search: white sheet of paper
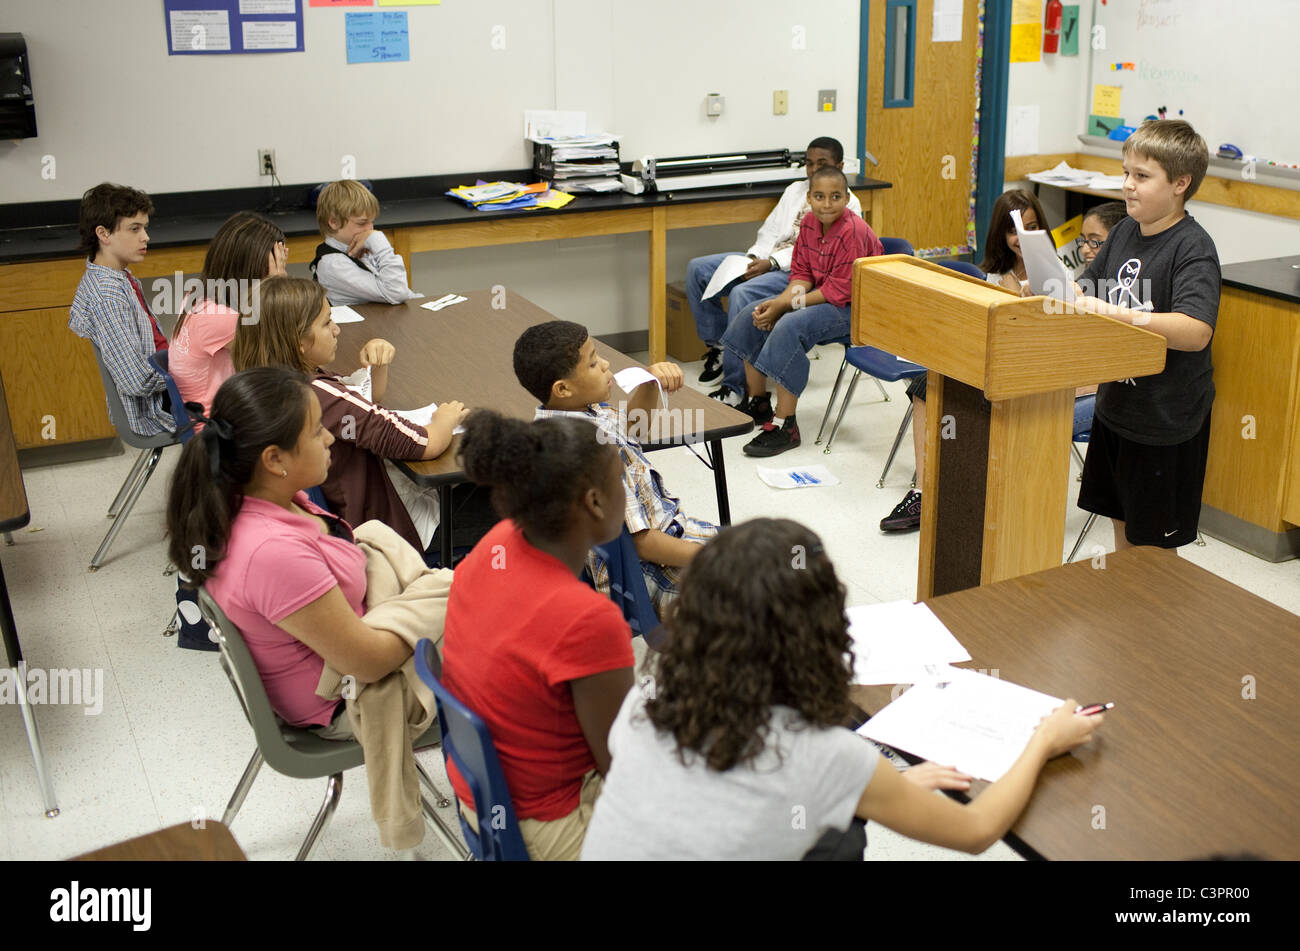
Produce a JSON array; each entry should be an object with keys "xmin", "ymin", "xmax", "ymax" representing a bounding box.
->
[
  {"xmin": 1008, "ymin": 105, "xmax": 1040, "ymax": 157},
  {"xmin": 394, "ymin": 403, "xmax": 464, "ymax": 435},
  {"xmin": 1012, "ymin": 209, "xmax": 1075, "ymax": 302},
  {"xmin": 756, "ymin": 465, "xmax": 841, "ymax": 489},
  {"xmin": 846, "ymin": 601, "xmax": 971, "ymax": 685},
  {"xmin": 331, "ymin": 305, "xmax": 366, "ymax": 324},
  {"xmin": 239, "ymin": 0, "xmax": 294, "ymax": 13},
  {"xmin": 170, "ymin": 11, "xmax": 232, "ymax": 52},
  {"xmin": 337, "ymin": 366, "xmax": 372, "ymax": 402},
  {"xmin": 523, "ymin": 109, "xmax": 586, "ymax": 140},
  {"xmin": 856, "ymin": 668, "xmax": 1064, "ymax": 782},
  {"xmin": 932, "ymin": 0, "xmax": 963, "ymax": 41},
  {"xmin": 612, "ymin": 366, "xmax": 667, "ymax": 410},
  {"xmin": 241, "ymin": 20, "xmax": 297, "ymax": 50},
  {"xmin": 702, "ymin": 254, "xmax": 753, "ymax": 301},
  {"xmin": 421, "ymin": 295, "xmax": 467, "ymax": 312}
]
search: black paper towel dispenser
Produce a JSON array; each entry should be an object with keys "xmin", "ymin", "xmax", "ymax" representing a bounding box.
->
[{"xmin": 0, "ymin": 33, "xmax": 38, "ymax": 139}]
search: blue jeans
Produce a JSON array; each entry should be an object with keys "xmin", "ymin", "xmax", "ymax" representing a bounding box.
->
[
  {"xmin": 721, "ymin": 299, "xmax": 851, "ymax": 398},
  {"xmin": 686, "ymin": 252, "xmax": 788, "ymax": 392}
]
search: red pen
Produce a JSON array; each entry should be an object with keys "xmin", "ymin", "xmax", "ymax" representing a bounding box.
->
[{"xmin": 1075, "ymin": 702, "xmax": 1114, "ymax": 716}]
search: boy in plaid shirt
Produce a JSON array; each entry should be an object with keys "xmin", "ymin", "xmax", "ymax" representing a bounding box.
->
[{"xmin": 515, "ymin": 321, "xmax": 717, "ymax": 617}]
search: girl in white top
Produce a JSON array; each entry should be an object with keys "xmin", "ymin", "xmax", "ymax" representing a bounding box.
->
[{"xmin": 582, "ymin": 517, "xmax": 1104, "ymax": 861}]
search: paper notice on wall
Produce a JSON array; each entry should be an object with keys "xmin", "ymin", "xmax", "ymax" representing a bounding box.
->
[
  {"xmin": 1092, "ymin": 84, "xmax": 1123, "ymax": 118},
  {"xmin": 1008, "ymin": 105, "xmax": 1040, "ymax": 157},
  {"xmin": 1010, "ymin": 23, "xmax": 1041, "ymax": 62},
  {"xmin": 242, "ymin": 19, "xmax": 298, "ymax": 48},
  {"xmin": 932, "ymin": 0, "xmax": 963, "ymax": 42},
  {"xmin": 169, "ymin": 10, "xmax": 233, "ymax": 52},
  {"xmin": 240, "ymin": 0, "xmax": 295, "ymax": 13}
]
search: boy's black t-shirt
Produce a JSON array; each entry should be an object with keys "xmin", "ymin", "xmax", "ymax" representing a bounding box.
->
[{"xmin": 1080, "ymin": 214, "xmax": 1220, "ymax": 446}]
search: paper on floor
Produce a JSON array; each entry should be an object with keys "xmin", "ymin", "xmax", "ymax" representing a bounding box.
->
[
  {"xmin": 756, "ymin": 464, "xmax": 840, "ymax": 489},
  {"xmin": 857, "ymin": 667, "xmax": 1064, "ymax": 782},
  {"xmin": 845, "ymin": 601, "xmax": 971, "ymax": 684}
]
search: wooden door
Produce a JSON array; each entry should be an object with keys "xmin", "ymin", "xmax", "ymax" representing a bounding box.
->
[{"xmin": 864, "ymin": 0, "xmax": 982, "ymax": 254}]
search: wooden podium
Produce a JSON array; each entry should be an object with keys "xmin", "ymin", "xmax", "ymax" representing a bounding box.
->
[{"xmin": 852, "ymin": 255, "xmax": 1167, "ymax": 598}]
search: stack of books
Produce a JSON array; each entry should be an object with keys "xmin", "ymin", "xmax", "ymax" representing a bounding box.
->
[{"xmin": 531, "ymin": 134, "xmax": 623, "ymax": 193}]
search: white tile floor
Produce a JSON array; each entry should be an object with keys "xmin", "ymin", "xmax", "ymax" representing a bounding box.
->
[{"xmin": 2, "ymin": 343, "xmax": 1296, "ymax": 861}]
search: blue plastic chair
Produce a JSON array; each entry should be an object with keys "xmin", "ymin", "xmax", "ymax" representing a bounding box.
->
[
  {"xmin": 590, "ymin": 526, "xmax": 662, "ymax": 646},
  {"xmin": 147, "ymin": 350, "xmax": 197, "ymax": 444},
  {"xmin": 413, "ymin": 638, "xmax": 530, "ymax": 861}
]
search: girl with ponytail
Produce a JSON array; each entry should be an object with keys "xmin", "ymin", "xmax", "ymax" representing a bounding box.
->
[
  {"xmin": 438, "ymin": 409, "xmax": 636, "ymax": 860},
  {"xmin": 166, "ymin": 366, "xmax": 414, "ymax": 736}
]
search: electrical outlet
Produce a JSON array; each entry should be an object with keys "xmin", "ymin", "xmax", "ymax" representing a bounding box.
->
[
  {"xmin": 818, "ymin": 89, "xmax": 836, "ymax": 112},
  {"xmin": 705, "ymin": 93, "xmax": 725, "ymax": 119},
  {"xmin": 773, "ymin": 90, "xmax": 788, "ymax": 115},
  {"xmin": 258, "ymin": 149, "xmax": 276, "ymax": 177}
]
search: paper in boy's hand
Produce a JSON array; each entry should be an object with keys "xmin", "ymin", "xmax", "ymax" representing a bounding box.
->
[
  {"xmin": 394, "ymin": 402, "xmax": 465, "ymax": 435},
  {"xmin": 702, "ymin": 254, "xmax": 752, "ymax": 300},
  {"xmin": 757, "ymin": 465, "xmax": 841, "ymax": 489},
  {"xmin": 331, "ymin": 305, "xmax": 366, "ymax": 324},
  {"xmin": 613, "ymin": 366, "xmax": 658, "ymax": 393},
  {"xmin": 338, "ymin": 366, "xmax": 372, "ymax": 401},
  {"xmin": 1011, "ymin": 209, "xmax": 1076, "ymax": 303}
]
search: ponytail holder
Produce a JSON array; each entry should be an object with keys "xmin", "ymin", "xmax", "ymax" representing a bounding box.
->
[{"xmin": 186, "ymin": 402, "xmax": 235, "ymax": 479}]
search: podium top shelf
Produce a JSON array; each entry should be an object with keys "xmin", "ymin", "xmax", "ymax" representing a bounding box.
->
[{"xmin": 851, "ymin": 255, "xmax": 1167, "ymax": 401}]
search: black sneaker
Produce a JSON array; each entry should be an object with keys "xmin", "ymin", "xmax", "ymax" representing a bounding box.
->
[
  {"xmin": 708, "ymin": 383, "xmax": 743, "ymax": 407},
  {"xmin": 736, "ymin": 392, "xmax": 774, "ymax": 425},
  {"xmin": 743, "ymin": 416, "xmax": 801, "ymax": 457},
  {"xmin": 699, "ymin": 347, "xmax": 724, "ymax": 383},
  {"xmin": 880, "ymin": 490, "xmax": 922, "ymax": 532}
]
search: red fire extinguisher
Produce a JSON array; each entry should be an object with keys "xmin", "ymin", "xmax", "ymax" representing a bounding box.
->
[{"xmin": 1043, "ymin": 0, "xmax": 1063, "ymax": 53}]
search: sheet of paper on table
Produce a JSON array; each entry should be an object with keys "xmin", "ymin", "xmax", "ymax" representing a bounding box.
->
[
  {"xmin": 702, "ymin": 254, "xmax": 753, "ymax": 300},
  {"xmin": 856, "ymin": 667, "xmax": 1064, "ymax": 782},
  {"xmin": 331, "ymin": 305, "xmax": 366, "ymax": 324},
  {"xmin": 846, "ymin": 601, "xmax": 971, "ymax": 685},
  {"xmin": 393, "ymin": 402, "xmax": 465, "ymax": 435},
  {"xmin": 421, "ymin": 293, "xmax": 467, "ymax": 312}
]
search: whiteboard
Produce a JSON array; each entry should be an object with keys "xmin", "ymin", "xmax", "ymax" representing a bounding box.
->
[{"xmin": 1089, "ymin": 0, "xmax": 1300, "ymax": 165}]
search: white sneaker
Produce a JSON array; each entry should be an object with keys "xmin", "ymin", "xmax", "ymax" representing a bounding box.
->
[{"xmin": 708, "ymin": 384, "xmax": 743, "ymax": 407}]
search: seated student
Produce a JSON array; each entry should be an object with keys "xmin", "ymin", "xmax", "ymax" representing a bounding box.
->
[
  {"xmin": 68, "ymin": 183, "xmax": 174, "ymax": 437},
  {"xmin": 581, "ymin": 518, "xmax": 1105, "ymax": 860},
  {"xmin": 687, "ymin": 136, "xmax": 864, "ymax": 400},
  {"xmin": 164, "ymin": 366, "xmax": 413, "ymax": 740},
  {"xmin": 441, "ymin": 410, "xmax": 635, "ymax": 861},
  {"xmin": 721, "ymin": 165, "xmax": 884, "ymax": 457},
  {"xmin": 880, "ymin": 189, "xmax": 1050, "ymax": 532},
  {"xmin": 514, "ymin": 320, "xmax": 717, "ymax": 616},
  {"xmin": 310, "ymin": 180, "xmax": 421, "ymax": 306},
  {"xmin": 232, "ymin": 276, "xmax": 465, "ymax": 556},
  {"xmin": 170, "ymin": 211, "xmax": 288, "ymax": 415},
  {"xmin": 1078, "ymin": 200, "xmax": 1127, "ymax": 272}
]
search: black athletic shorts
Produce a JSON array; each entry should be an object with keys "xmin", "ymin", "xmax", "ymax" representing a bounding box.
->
[{"xmin": 1077, "ymin": 412, "xmax": 1212, "ymax": 548}]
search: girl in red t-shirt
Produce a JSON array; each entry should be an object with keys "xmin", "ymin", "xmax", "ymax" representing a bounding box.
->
[{"xmin": 440, "ymin": 410, "xmax": 636, "ymax": 860}]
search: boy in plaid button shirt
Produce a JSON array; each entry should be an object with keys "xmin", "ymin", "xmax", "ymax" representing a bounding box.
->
[{"xmin": 516, "ymin": 321, "xmax": 717, "ymax": 617}]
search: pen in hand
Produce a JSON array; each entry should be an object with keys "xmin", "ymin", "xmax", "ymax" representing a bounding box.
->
[{"xmin": 1074, "ymin": 701, "xmax": 1114, "ymax": 716}]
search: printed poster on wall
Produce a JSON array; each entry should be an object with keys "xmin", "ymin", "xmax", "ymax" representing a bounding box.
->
[{"xmin": 165, "ymin": 0, "xmax": 304, "ymax": 54}]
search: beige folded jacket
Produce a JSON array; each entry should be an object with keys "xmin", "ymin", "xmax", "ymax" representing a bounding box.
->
[{"xmin": 314, "ymin": 519, "xmax": 453, "ymax": 850}]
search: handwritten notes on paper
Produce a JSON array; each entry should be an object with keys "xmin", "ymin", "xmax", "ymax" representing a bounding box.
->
[{"xmin": 346, "ymin": 10, "xmax": 409, "ymax": 62}]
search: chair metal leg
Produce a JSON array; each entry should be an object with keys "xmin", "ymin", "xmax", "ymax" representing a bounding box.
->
[
  {"xmin": 877, "ymin": 402, "xmax": 915, "ymax": 488},
  {"xmin": 163, "ymin": 610, "xmax": 179, "ymax": 637},
  {"xmin": 90, "ymin": 447, "xmax": 162, "ymax": 571},
  {"xmin": 822, "ymin": 370, "xmax": 863, "ymax": 454},
  {"xmin": 163, "ymin": 561, "xmax": 178, "ymax": 577},
  {"xmin": 15, "ymin": 673, "xmax": 60, "ymax": 818},
  {"xmin": 415, "ymin": 759, "xmax": 471, "ymax": 860},
  {"xmin": 3, "ymin": 533, "xmax": 13, "ymax": 546},
  {"xmin": 295, "ymin": 772, "xmax": 344, "ymax": 861},
  {"xmin": 871, "ymin": 376, "xmax": 890, "ymax": 402},
  {"xmin": 222, "ymin": 749, "xmax": 264, "ymax": 828},
  {"xmin": 106, "ymin": 447, "xmax": 153, "ymax": 518},
  {"xmin": 1071, "ymin": 443, "xmax": 1086, "ymax": 481},
  {"xmin": 1067, "ymin": 513, "xmax": 1099, "ymax": 562},
  {"xmin": 815, "ymin": 357, "xmax": 851, "ymax": 445}
]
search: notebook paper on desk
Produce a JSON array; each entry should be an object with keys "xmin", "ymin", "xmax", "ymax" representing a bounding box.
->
[
  {"xmin": 857, "ymin": 667, "xmax": 1063, "ymax": 782},
  {"xmin": 846, "ymin": 601, "xmax": 971, "ymax": 685}
]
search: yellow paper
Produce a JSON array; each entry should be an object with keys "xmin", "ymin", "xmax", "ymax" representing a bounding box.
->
[
  {"xmin": 1010, "ymin": 23, "xmax": 1041, "ymax": 62},
  {"xmin": 1091, "ymin": 84, "xmax": 1122, "ymax": 118},
  {"xmin": 1011, "ymin": 0, "xmax": 1039, "ymax": 24},
  {"xmin": 1052, "ymin": 214, "xmax": 1082, "ymax": 247}
]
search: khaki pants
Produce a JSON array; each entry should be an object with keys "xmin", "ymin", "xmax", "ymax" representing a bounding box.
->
[{"xmin": 462, "ymin": 771, "xmax": 603, "ymax": 861}]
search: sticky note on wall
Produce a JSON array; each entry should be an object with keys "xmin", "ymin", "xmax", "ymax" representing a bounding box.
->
[{"xmin": 1092, "ymin": 84, "xmax": 1122, "ymax": 118}]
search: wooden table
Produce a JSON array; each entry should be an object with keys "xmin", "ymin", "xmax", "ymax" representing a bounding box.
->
[
  {"xmin": 72, "ymin": 822, "xmax": 247, "ymax": 861},
  {"xmin": 0, "ymin": 369, "xmax": 60, "ymax": 817},
  {"xmin": 334, "ymin": 290, "xmax": 755, "ymax": 565},
  {"xmin": 850, "ymin": 547, "xmax": 1300, "ymax": 860}
]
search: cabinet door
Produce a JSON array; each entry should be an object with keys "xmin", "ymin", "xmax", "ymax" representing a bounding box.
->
[{"xmin": 0, "ymin": 308, "xmax": 115, "ymax": 449}]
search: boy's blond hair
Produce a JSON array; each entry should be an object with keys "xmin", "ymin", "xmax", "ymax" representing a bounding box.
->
[
  {"xmin": 1122, "ymin": 119, "xmax": 1209, "ymax": 201},
  {"xmin": 316, "ymin": 180, "xmax": 380, "ymax": 237}
]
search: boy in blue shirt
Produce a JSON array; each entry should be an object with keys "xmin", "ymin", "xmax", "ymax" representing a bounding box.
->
[{"xmin": 1074, "ymin": 120, "xmax": 1220, "ymax": 550}]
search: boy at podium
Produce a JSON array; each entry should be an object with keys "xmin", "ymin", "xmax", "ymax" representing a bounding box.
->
[
  {"xmin": 722, "ymin": 166, "xmax": 883, "ymax": 457},
  {"xmin": 1073, "ymin": 120, "xmax": 1221, "ymax": 550}
]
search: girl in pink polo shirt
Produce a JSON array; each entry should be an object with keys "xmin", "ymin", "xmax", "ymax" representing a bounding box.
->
[
  {"xmin": 165, "ymin": 366, "xmax": 415, "ymax": 737},
  {"xmin": 170, "ymin": 212, "xmax": 288, "ymax": 415}
]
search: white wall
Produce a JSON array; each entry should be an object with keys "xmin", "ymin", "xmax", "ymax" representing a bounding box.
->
[
  {"xmin": 0, "ymin": 0, "xmax": 860, "ymax": 337},
  {"xmin": 1005, "ymin": 0, "xmax": 1300, "ymax": 265}
]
